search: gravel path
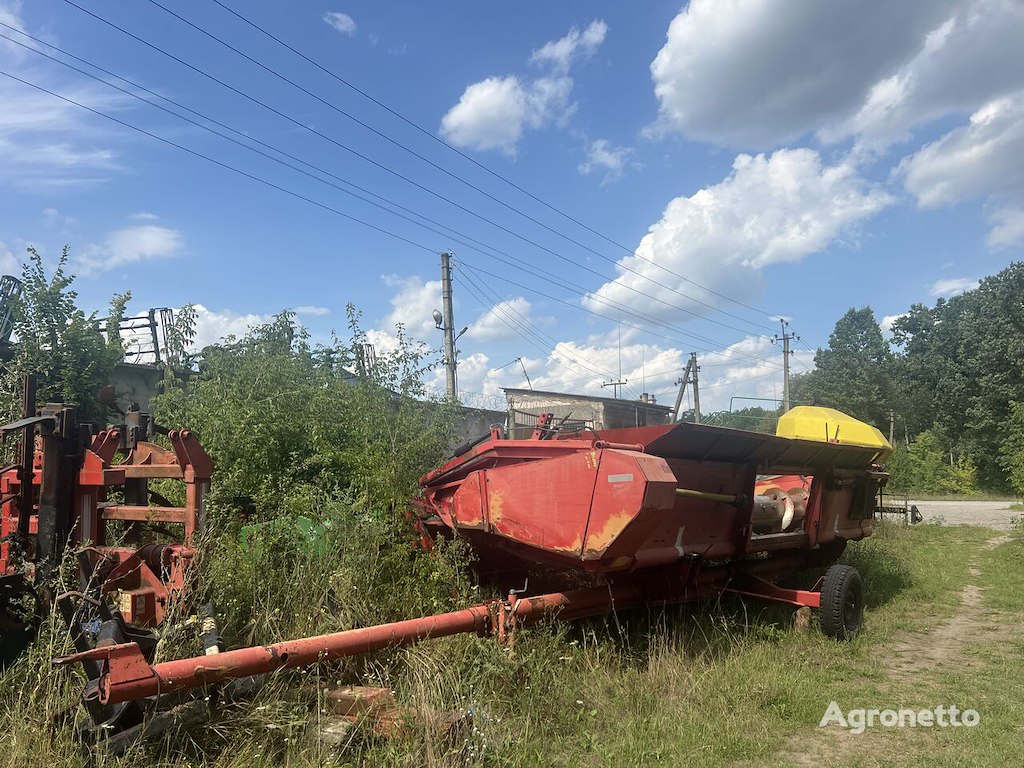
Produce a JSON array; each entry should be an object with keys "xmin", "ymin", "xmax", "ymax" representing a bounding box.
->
[{"xmin": 906, "ymin": 499, "xmax": 1020, "ymax": 529}]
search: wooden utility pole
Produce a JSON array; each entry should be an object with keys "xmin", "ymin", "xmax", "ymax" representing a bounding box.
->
[
  {"xmin": 773, "ymin": 320, "xmax": 797, "ymax": 413},
  {"xmin": 602, "ymin": 379, "xmax": 628, "ymax": 399}
]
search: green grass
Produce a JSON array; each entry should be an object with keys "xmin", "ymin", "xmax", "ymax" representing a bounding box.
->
[{"xmin": 1, "ymin": 521, "xmax": 1021, "ymax": 767}]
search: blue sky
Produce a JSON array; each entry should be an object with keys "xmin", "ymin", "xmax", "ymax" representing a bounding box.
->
[{"xmin": 1, "ymin": 1, "xmax": 1022, "ymax": 413}]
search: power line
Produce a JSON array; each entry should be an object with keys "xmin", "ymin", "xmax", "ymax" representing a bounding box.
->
[
  {"xmin": 62, "ymin": 0, "xmax": 776, "ymax": 336},
  {"xmin": 0, "ymin": 23, "xmax": 772, "ymax": 357},
  {"xmin": 455, "ymin": 270, "xmax": 637, "ymax": 396},
  {"xmin": 456, "ymin": 259, "xmax": 782, "ymax": 370},
  {"xmin": 207, "ymin": 0, "xmax": 776, "ymax": 326},
  {"xmin": 458, "ymin": 268, "xmax": 643, "ymax": 399},
  {"xmin": 0, "ymin": 48, "xmax": 774, "ymax": 382},
  {"xmin": 0, "ymin": 69, "xmax": 443, "ymax": 254}
]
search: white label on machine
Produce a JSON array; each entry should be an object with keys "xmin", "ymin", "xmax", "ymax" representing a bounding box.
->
[{"xmin": 607, "ymin": 473, "xmax": 634, "ymax": 483}]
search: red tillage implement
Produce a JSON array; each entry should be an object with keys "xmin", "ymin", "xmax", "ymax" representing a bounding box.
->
[{"xmin": 56, "ymin": 407, "xmax": 890, "ymax": 724}]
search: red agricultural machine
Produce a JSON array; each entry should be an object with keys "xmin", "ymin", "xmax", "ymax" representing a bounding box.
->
[
  {"xmin": 1, "ymin": 380, "xmax": 891, "ymax": 746},
  {"xmin": 0, "ymin": 376, "xmax": 213, "ymax": 738}
]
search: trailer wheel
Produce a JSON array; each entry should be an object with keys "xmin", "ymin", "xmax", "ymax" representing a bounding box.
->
[{"xmin": 819, "ymin": 565, "xmax": 863, "ymax": 640}]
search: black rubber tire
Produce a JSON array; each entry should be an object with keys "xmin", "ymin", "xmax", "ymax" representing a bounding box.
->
[{"xmin": 819, "ymin": 564, "xmax": 864, "ymax": 640}]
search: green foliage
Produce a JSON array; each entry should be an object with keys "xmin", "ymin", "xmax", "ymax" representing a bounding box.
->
[
  {"xmin": 886, "ymin": 430, "xmax": 979, "ymax": 495},
  {"xmin": 702, "ymin": 406, "xmax": 779, "ymax": 433},
  {"xmin": 2, "ymin": 246, "xmax": 126, "ymax": 423},
  {"xmin": 999, "ymin": 401, "xmax": 1024, "ymax": 497},
  {"xmin": 153, "ymin": 304, "xmax": 456, "ymax": 518}
]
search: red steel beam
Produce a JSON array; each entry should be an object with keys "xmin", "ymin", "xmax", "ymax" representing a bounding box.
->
[{"xmin": 56, "ymin": 584, "xmax": 643, "ymax": 706}]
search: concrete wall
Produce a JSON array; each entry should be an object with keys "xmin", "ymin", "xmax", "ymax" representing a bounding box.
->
[{"xmin": 112, "ymin": 362, "xmax": 163, "ymax": 414}]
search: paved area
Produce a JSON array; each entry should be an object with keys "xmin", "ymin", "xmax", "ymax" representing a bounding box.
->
[{"xmin": 907, "ymin": 499, "xmax": 1020, "ymax": 529}]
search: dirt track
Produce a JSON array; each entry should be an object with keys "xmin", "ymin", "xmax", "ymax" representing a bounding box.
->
[{"xmin": 907, "ymin": 499, "xmax": 1020, "ymax": 529}]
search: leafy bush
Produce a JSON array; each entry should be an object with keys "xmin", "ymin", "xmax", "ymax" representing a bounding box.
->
[{"xmin": 886, "ymin": 429, "xmax": 978, "ymax": 495}]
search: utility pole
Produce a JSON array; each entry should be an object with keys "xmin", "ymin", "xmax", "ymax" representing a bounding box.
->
[
  {"xmin": 772, "ymin": 320, "xmax": 798, "ymax": 413},
  {"xmin": 601, "ymin": 378, "xmax": 628, "ymax": 399},
  {"xmin": 690, "ymin": 352, "xmax": 701, "ymax": 424},
  {"xmin": 889, "ymin": 410, "xmax": 895, "ymax": 445},
  {"xmin": 440, "ymin": 252, "xmax": 456, "ymax": 398},
  {"xmin": 672, "ymin": 355, "xmax": 701, "ymax": 422},
  {"xmin": 435, "ymin": 253, "xmax": 467, "ymax": 400}
]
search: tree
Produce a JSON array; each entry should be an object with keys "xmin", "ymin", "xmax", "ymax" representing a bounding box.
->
[
  {"xmin": 887, "ymin": 429, "xmax": 978, "ymax": 495},
  {"xmin": 790, "ymin": 307, "xmax": 893, "ymax": 430},
  {"xmin": 153, "ymin": 305, "xmax": 457, "ymax": 519},
  {"xmin": 1, "ymin": 247, "xmax": 127, "ymax": 424},
  {"xmin": 892, "ymin": 263, "xmax": 1024, "ymax": 490}
]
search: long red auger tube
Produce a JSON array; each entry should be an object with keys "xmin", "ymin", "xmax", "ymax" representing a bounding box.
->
[{"xmin": 55, "ymin": 584, "xmax": 644, "ymax": 706}]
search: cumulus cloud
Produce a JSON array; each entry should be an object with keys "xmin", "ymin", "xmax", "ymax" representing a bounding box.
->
[
  {"xmin": 377, "ymin": 274, "xmax": 443, "ymax": 343},
  {"xmin": 649, "ymin": 0, "xmax": 956, "ymax": 147},
  {"xmin": 584, "ymin": 148, "xmax": 892, "ymax": 323},
  {"xmin": 439, "ymin": 75, "xmax": 571, "ymax": 155},
  {"xmin": 439, "ymin": 20, "xmax": 606, "ymax": 155},
  {"xmin": 898, "ymin": 95, "xmax": 1024, "ymax": 208},
  {"xmin": 75, "ymin": 225, "xmax": 184, "ymax": 276},
  {"xmin": 465, "ymin": 297, "xmax": 546, "ymax": 342},
  {"xmin": 0, "ymin": 240, "xmax": 18, "ymax": 274},
  {"xmin": 929, "ymin": 277, "xmax": 979, "ymax": 297},
  {"xmin": 191, "ymin": 304, "xmax": 271, "ymax": 348},
  {"xmin": 323, "ymin": 11, "xmax": 356, "ymax": 36},
  {"xmin": 529, "ymin": 20, "xmax": 607, "ymax": 74},
  {"xmin": 987, "ymin": 208, "xmax": 1024, "ymax": 250},
  {"xmin": 824, "ymin": 0, "xmax": 1024, "ymax": 149},
  {"xmin": 578, "ymin": 139, "xmax": 635, "ymax": 184}
]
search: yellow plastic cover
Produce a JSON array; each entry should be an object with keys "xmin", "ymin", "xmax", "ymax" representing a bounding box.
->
[{"xmin": 776, "ymin": 406, "xmax": 892, "ymax": 461}]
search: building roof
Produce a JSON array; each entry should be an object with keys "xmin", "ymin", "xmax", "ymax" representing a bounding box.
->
[{"xmin": 502, "ymin": 387, "xmax": 672, "ymax": 413}]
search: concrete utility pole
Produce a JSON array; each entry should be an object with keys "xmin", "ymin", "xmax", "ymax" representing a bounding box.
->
[
  {"xmin": 690, "ymin": 352, "xmax": 701, "ymax": 424},
  {"xmin": 672, "ymin": 354, "xmax": 701, "ymax": 423},
  {"xmin": 439, "ymin": 252, "xmax": 459, "ymax": 399},
  {"xmin": 773, "ymin": 320, "xmax": 797, "ymax": 413},
  {"xmin": 889, "ymin": 410, "xmax": 895, "ymax": 445}
]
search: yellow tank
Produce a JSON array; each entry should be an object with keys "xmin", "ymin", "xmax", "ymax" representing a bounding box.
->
[{"xmin": 776, "ymin": 406, "xmax": 891, "ymax": 462}]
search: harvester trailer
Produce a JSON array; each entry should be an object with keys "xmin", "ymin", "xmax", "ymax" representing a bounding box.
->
[{"xmin": 1, "ymin": 378, "xmax": 890, "ymax": 741}]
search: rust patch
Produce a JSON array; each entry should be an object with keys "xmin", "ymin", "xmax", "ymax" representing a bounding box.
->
[
  {"xmin": 488, "ymin": 488, "xmax": 504, "ymax": 522},
  {"xmin": 582, "ymin": 510, "xmax": 633, "ymax": 558}
]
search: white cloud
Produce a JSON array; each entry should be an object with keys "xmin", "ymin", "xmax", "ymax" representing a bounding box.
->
[
  {"xmin": 131, "ymin": 211, "xmax": 159, "ymax": 221},
  {"xmin": 323, "ymin": 11, "xmax": 356, "ymax": 36},
  {"xmin": 825, "ymin": 0, "xmax": 1024, "ymax": 150},
  {"xmin": 898, "ymin": 95, "xmax": 1024, "ymax": 209},
  {"xmin": 896, "ymin": 93, "xmax": 1024, "ymax": 248},
  {"xmin": 649, "ymin": 0, "xmax": 957, "ymax": 147},
  {"xmin": 191, "ymin": 304, "xmax": 271, "ymax": 348},
  {"xmin": 0, "ymin": 6, "xmax": 129, "ymax": 191},
  {"xmin": 929, "ymin": 277, "xmax": 979, "ymax": 297},
  {"xmin": 584, "ymin": 148, "xmax": 892, "ymax": 323},
  {"xmin": 529, "ymin": 20, "xmax": 607, "ymax": 74},
  {"xmin": 578, "ymin": 139, "xmax": 635, "ymax": 184},
  {"xmin": 880, "ymin": 313, "xmax": 907, "ymax": 337},
  {"xmin": 378, "ymin": 274, "xmax": 443, "ymax": 343},
  {"xmin": 0, "ymin": 240, "xmax": 18, "ymax": 274},
  {"xmin": 987, "ymin": 208, "xmax": 1024, "ymax": 250},
  {"xmin": 466, "ymin": 297, "xmax": 549, "ymax": 342},
  {"xmin": 293, "ymin": 305, "xmax": 330, "ymax": 317},
  {"xmin": 439, "ymin": 21, "xmax": 606, "ymax": 155},
  {"xmin": 75, "ymin": 225, "xmax": 184, "ymax": 276}
]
